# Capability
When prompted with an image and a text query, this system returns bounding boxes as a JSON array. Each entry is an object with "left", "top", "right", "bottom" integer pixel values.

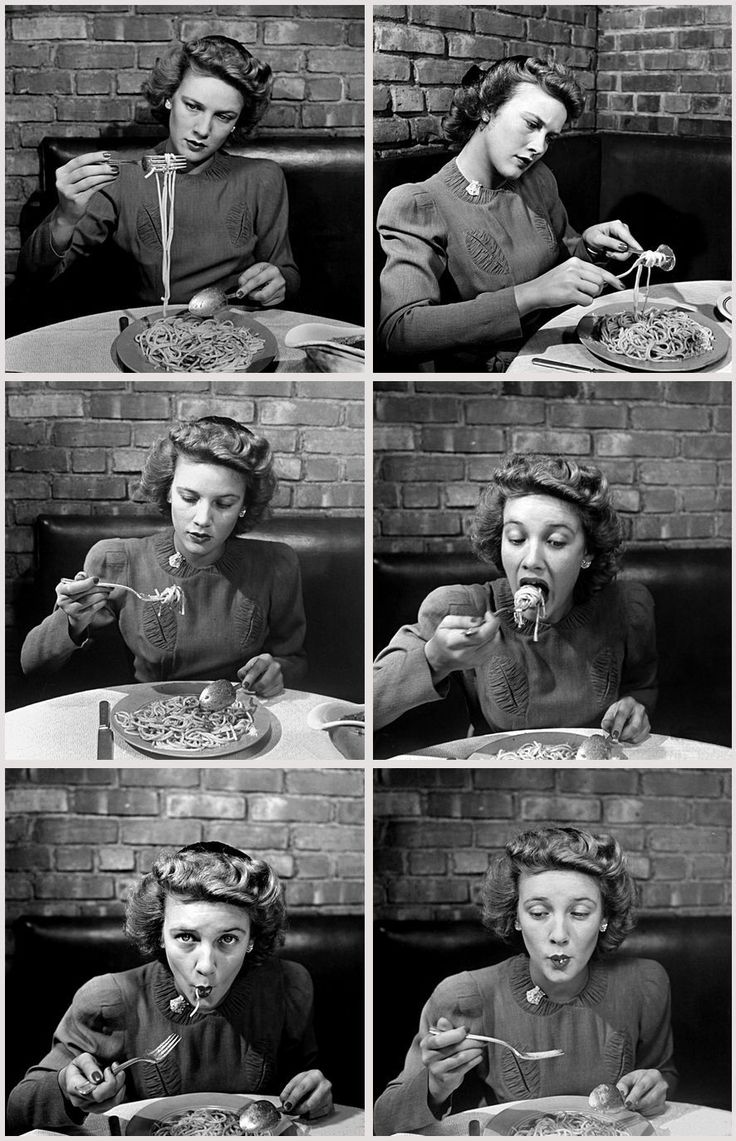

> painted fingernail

[
  {"left": 93, "top": 577, "right": 99, "bottom": 584},
  {"left": 234, "top": 289, "right": 245, "bottom": 299},
  {"left": 611, "top": 730, "right": 620, "bottom": 742},
  {"left": 91, "top": 1071, "right": 103, "bottom": 1084},
  {"left": 109, "top": 164, "right": 120, "bottom": 173},
  {"left": 283, "top": 1101, "right": 293, "bottom": 1112},
  {"left": 103, "top": 151, "right": 113, "bottom": 159}
]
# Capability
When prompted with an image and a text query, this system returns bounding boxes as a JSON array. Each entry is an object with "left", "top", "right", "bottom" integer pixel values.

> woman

[
  {"left": 7, "top": 842, "right": 332, "bottom": 1132},
  {"left": 18, "top": 35, "right": 298, "bottom": 309},
  {"left": 21, "top": 416, "right": 306, "bottom": 696},
  {"left": 374, "top": 454, "right": 656, "bottom": 742},
  {"left": 374, "top": 826, "right": 675, "bottom": 1134},
  {"left": 377, "top": 56, "right": 642, "bottom": 371}
]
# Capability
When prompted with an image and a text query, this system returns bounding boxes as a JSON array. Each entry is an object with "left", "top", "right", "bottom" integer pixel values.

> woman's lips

[
  {"left": 195, "top": 984, "right": 213, "bottom": 998},
  {"left": 548, "top": 955, "right": 571, "bottom": 969},
  {"left": 187, "top": 532, "right": 211, "bottom": 544}
]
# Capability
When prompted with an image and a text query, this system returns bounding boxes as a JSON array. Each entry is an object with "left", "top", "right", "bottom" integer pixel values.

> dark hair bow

[{"left": 461, "top": 63, "right": 489, "bottom": 88}]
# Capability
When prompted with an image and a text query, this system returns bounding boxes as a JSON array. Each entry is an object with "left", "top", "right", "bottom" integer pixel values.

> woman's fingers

[
  {"left": 280, "top": 1069, "right": 332, "bottom": 1117},
  {"left": 236, "top": 263, "right": 286, "bottom": 305},
  {"left": 238, "top": 654, "right": 284, "bottom": 696},
  {"left": 601, "top": 698, "right": 649, "bottom": 743}
]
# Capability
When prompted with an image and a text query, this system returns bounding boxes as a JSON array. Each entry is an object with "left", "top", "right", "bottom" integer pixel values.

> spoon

[
  {"left": 316, "top": 717, "right": 365, "bottom": 730},
  {"left": 283, "top": 322, "right": 365, "bottom": 351},
  {"left": 188, "top": 284, "right": 242, "bottom": 317},
  {"left": 198, "top": 679, "right": 256, "bottom": 712}
]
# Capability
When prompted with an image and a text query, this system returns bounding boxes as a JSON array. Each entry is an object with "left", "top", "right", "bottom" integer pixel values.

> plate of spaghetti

[
  {"left": 470, "top": 730, "right": 626, "bottom": 762},
  {"left": 113, "top": 307, "right": 278, "bottom": 373},
  {"left": 578, "top": 303, "right": 729, "bottom": 372},
  {"left": 111, "top": 682, "right": 275, "bottom": 758},
  {"left": 124, "top": 1092, "right": 296, "bottom": 1136},
  {"left": 484, "top": 1096, "right": 653, "bottom": 1136}
]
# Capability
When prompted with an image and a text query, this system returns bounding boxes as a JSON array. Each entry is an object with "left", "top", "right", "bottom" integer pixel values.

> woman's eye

[
  {"left": 529, "top": 911, "right": 547, "bottom": 920},
  {"left": 220, "top": 933, "right": 238, "bottom": 946},
  {"left": 547, "top": 538, "right": 566, "bottom": 548},
  {"left": 505, "top": 535, "right": 524, "bottom": 545},
  {"left": 572, "top": 912, "right": 591, "bottom": 920},
  {"left": 177, "top": 932, "right": 196, "bottom": 943}
]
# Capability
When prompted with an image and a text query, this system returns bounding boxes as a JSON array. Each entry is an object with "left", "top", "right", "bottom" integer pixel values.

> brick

[
  {"left": 549, "top": 404, "right": 627, "bottom": 428},
  {"left": 604, "top": 797, "right": 688, "bottom": 825},
  {"left": 8, "top": 394, "right": 84, "bottom": 418},
  {"left": 638, "top": 459, "right": 716, "bottom": 485},
  {"left": 55, "top": 846, "right": 94, "bottom": 871},
  {"left": 641, "top": 488, "right": 677, "bottom": 512},
  {"left": 9, "top": 447, "right": 70, "bottom": 472},
  {"left": 474, "top": 9, "right": 526, "bottom": 37},
  {"left": 408, "top": 850, "right": 448, "bottom": 875},
  {"left": 92, "top": 14, "right": 175, "bottom": 40},
  {"left": 426, "top": 791, "right": 514, "bottom": 818},
  {"left": 121, "top": 820, "right": 201, "bottom": 845},
  {"left": 11, "top": 15, "right": 87, "bottom": 39},
  {"left": 14, "top": 70, "right": 74, "bottom": 95},
  {"left": 386, "top": 821, "right": 473, "bottom": 848},
  {"left": 249, "top": 796, "right": 330, "bottom": 823},
  {"left": 36, "top": 874, "right": 114, "bottom": 899},
  {"left": 6, "top": 788, "right": 69, "bottom": 813},
  {"left": 512, "top": 431, "right": 591, "bottom": 454},
  {"left": 302, "top": 103, "right": 363, "bottom": 128},
  {"left": 558, "top": 770, "right": 639, "bottom": 794},
  {"left": 381, "top": 456, "right": 464, "bottom": 481},
  {"left": 291, "top": 824, "right": 363, "bottom": 850},
  {"left": 521, "top": 796, "right": 601, "bottom": 822},
  {"left": 34, "top": 819, "right": 118, "bottom": 844},
  {"left": 264, "top": 19, "right": 343, "bottom": 45},
  {"left": 375, "top": 23, "right": 444, "bottom": 54},
  {"left": 166, "top": 794, "right": 245, "bottom": 819},
  {"left": 421, "top": 427, "right": 505, "bottom": 453},
  {"left": 648, "top": 826, "right": 729, "bottom": 852},
  {"left": 452, "top": 850, "right": 491, "bottom": 875},
  {"left": 53, "top": 476, "right": 127, "bottom": 500},
  {"left": 373, "top": 54, "right": 411, "bottom": 83},
  {"left": 597, "top": 432, "right": 676, "bottom": 457},
  {"left": 475, "top": 769, "right": 555, "bottom": 791},
  {"left": 52, "top": 422, "right": 130, "bottom": 446},
  {"left": 691, "top": 801, "right": 731, "bottom": 826},
  {"left": 682, "top": 434, "right": 730, "bottom": 458},
  {"left": 5, "top": 844, "right": 52, "bottom": 870},
  {"left": 286, "top": 770, "right": 364, "bottom": 796},
  {"left": 388, "top": 878, "right": 468, "bottom": 904},
  {"left": 414, "top": 58, "right": 468, "bottom": 85},
  {"left": 98, "top": 846, "right": 137, "bottom": 871},
  {"left": 466, "top": 398, "right": 546, "bottom": 425},
  {"left": 306, "top": 49, "right": 363, "bottom": 73}
]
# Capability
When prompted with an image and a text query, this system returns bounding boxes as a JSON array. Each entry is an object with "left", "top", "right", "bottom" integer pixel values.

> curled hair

[
  {"left": 469, "top": 453, "right": 622, "bottom": 602},
  {"left": 125, "top": 846, "right": 286, "bottom": 968},
  {"left": 443, "top": 55, "right": 585, "bottom": 146},
  {"left": 481, "top": 827, "right": 638, "bottom": 955},
  {"left": 143, "top": 35, "right": 272, "bottom": 141},
  {"left": 139, "top": 416, "right": 277, "bottom": 534}
]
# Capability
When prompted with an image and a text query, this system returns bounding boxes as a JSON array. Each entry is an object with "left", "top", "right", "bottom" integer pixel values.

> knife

[
  {"left": 531, "top": 356, "right": 606, "bottom": 373},
  {"left": 97, "top": 700, "right": 114, "bottom": 759}
]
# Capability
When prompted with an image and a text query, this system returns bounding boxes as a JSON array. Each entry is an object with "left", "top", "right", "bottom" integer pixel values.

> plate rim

[
  {"left": 486, "top": 1094, "right": 654, "bottom": 1137},
  {"left": 113, "top": 306, "right": 278, "bottom": 373},
  {"left": 124, "top": 1091, "right": 292, "bottom": 1136},
  {"left": 111, "top": 681, "right": 273, "bottom": 759},
  {"left": 577, "top": 303, "right": 729, "bottom": 372}
]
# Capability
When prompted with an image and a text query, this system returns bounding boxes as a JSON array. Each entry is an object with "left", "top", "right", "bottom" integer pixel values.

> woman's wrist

[
  {"left": 514, "top": 279, "right": 541, "bottom": 316},
  {"left": 424, "top": 639, "right": 450, "bottom": 682},
  {"left": 49, "top": 208, "right": 77, "bottom": 256}
]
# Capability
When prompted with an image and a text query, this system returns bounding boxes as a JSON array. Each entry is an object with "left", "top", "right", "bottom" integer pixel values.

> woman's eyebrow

[
  {"left": 503, "top": 518, "right": 577, "bottom": 532},
  {"left": 523, "top": 895, "right": 597, "bottom": 905}
]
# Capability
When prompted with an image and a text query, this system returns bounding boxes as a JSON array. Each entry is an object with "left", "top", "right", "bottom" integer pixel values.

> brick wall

[
  {"left": 374, "top": 768, "right": 731, "bottom": 920},
  {"left": 373, "top": 381, "right": 731, "bottom": 554},
  {"left": 373, "top": 4, "right": 730, "bottom": 157},
  {"left": 374, "top": 4, "right": 597, "bottom": 155},
  {"left": 5, "top": 3, "right": 365, "bottom": 279},
  {"left": 6, "top": 767, "right": 365, "bottom": 933},
  {"left": 597, "top": 4, "right": 731, "bottom": 136},
  {"left": 5, "top": 378, "right": 365, "bottom": 655}
]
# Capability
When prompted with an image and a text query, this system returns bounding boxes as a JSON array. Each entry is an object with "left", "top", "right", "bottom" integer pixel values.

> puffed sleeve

[
  {"left": 619, "top": 582, "right": 658, "bottom": 714},
  {"left": 634, "top": 960, "right": 677, "bottom": 1093},
  {"left": 373, "top": 584, "right": 489, "bottom": 730},
  {"left": 262, "top": 542, "right": 307, "bottom": 687},
  {"left": 277, "top": 960, "right": 319, "bottom": 1082},
  {"left": 20, "top": 539, "right": 125, "bottom": 677},
  {"left": 377, "top": 183, "right": 523, "bottom": 357},
  {"left": 251, "top": 160, "right": 300, "bottom": 300},
  {"left": 373, "top": 972, "right": 488, "bottom": 1135},
  {"left": 6, "top": 974, "right": 126, "bottom": 1134}
]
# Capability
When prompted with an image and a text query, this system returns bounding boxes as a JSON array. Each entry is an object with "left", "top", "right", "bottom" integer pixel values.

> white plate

[
  {"left": 470, "top": 728, "right": 626, "bottom": 760},
  {"left": 306, "top": 699, "right": 365, "bottom": 731},
  {"left": 716, "top": 292, "right": 732, "bottom": 322},
  {"left": 124, "top": 1092, "right": 295, "bottom": 1136}
]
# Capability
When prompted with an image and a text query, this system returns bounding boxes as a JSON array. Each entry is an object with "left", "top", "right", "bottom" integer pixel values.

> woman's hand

[
  {"left": 582, "top": 220, "right": 643, "bottom": 263},
  {"left": 58, "top": 1053, "right": 126, "bottom": 1113},
  {"left": 237, "top": 653, "right": 284, "bottom": 697},
  {"left": 53, "top": 151, "right": 119, "bottom": 246},
  {"left": 55, "top": 573, "right": 114, "bottom": 642},
  {"left": 424, "top": 610, "right": 502, "bottom": 683},
  {"left": 601, "top": 697, "right": 650, "bottom": 744},
  {"left": 280, "top": 1069, "right": 333, "bottom": 1119},
  {"left": 420, "top": 1017, "right": 485, "bottom": 1112},
  {"left": 617, "top": 1069, "right": 668, "bottom": 1117},
  {"left": 516, "top": 257, "right": 625, "bottom": 314},
  {"left": 236, "top": 262, "right": 286, "bottom": 307}
]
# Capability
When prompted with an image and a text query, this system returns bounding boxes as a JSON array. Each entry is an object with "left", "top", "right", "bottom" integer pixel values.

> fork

[
  {"left": 96, "top": 580, "right": 172, "bottom": 603},
  {"left": 428, "top": 1027, "right": 564, "bottom": 1060},
  {"left": 98, "top": 154, "right": 188, "bottom": 175},
  {"left": 76, "top": 1033, "right": 181, "bottom": 1094}
]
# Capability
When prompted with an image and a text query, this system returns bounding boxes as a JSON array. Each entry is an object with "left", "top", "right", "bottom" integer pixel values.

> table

[
  {"left": 400, "top": 1099, "right": 732, "bottom": 1136},
  {"left": 506, "top": 280, "right": 732, "bottom": 375},
  {"left": 390, "top": 728, "right": 731, "bottom": 763},
  {"left": 4, "top": 686, "right": 359, "bottom": 761},
  {"left": 4, "top": 307, "right": 360, "bottom": 373},
  {"left": 23, "top": 1097, "right": 365, "bottom": 1137}
]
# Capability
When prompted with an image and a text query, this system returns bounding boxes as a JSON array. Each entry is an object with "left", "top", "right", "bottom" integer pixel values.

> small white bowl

[{"left": 306, "top": 700, "right": 365, "bottom": 731}]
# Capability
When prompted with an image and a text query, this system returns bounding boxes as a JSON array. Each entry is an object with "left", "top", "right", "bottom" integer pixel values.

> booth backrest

[
  {"left": 374, "top": 916, "right": 731, "bottom": 1110},
  {"left": 7, "top": 914, "right": 364, "bottom": 1107},
  {"left": 373, "top": 546, "right": 730, "bottom": 753},
  {"left": 24, "top": 513, "right": 363, "bottom": 703},
  {"left": 13, "top": 135, "right": 364, "bottom": 330}
]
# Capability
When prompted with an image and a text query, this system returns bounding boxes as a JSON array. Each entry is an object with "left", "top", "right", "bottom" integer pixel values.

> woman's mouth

[
  {"left": 194, "top": 984, "right": 213, "bottom": 999},
  {"left": 185, "top": 138, "right": 207, "bottom": 152},
  {"left": 518, "top": 577, "right": 549, "bottom": 600},
  {"left": 187, "top": 532, "right": 211, "bottom": 545},
  {"left": 548, "top": 955, "right": 571, "bottom": 969}
]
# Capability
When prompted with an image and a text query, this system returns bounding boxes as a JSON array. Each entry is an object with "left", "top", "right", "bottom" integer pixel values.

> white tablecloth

[
  {"left": 4, "top": 307, "right": 357, "bottom": 374},
  {"left": 4, "top": 686, "right": 358, "bottom": 761},
  {"left": 506, "top": 280, "right": 732, "bottom": 374},
  {"left": 391, "top": 729, "right": 731, "bottom": 763},
  {"left": 400, "top": 1100, "right": 732, "bottom": 1136}
]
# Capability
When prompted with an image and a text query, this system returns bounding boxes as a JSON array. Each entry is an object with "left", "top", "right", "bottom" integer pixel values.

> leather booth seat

[
  {"left": 7, "top": 913, "right": 364, "bottom": 1108},
  {"left": 14, "top": 512, "right": 363, "bottom": 706},
  {"left": 373, "top": 547, "right": 730, "bottom": 756},
  {"left": 373, "top": 133, "right": 730, "bottom": 369},
  {"left": 10, "top": 135, "right": 364, "bottom": 333},
  {"left": 374, "top": 916, "right": 731, "bottom": 1110}
]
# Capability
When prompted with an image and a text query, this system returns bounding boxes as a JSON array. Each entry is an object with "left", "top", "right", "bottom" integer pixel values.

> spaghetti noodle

[
  {"left": 135, "top": 315, "right": 266, "bottom": 372},
  {"left": 114, "top": 694, "right": 257, "bottom": 752},
  {"left": 513, "top": 584, "right": 546, "bottom": 642},
  {"left": 597, "top": 307, "right": 714, "bottom": 361},
  {"left": 144, "top": 155, "right": 180, "bottom": 317},
  {"left": 493, "top": 742, "right": 579, "bottom": 762},
  {"left": 151, "top": 1108, "right": 244, "bottom": 1136},
  {"left": 508, "top": 1111, "right": 628, "bottom": 1135}
]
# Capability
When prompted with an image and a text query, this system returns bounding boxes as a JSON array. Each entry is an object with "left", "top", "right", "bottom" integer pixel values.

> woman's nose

[
  {"left": 192, "top": 500, "right": 212, "bottom": 525},
  {"left": 549, "top": 919, "right": 569, "bottom": 944},
  {"left": 192, "top": 115, "right": 211, "bottom": 139},
  {"left": 522, "top": 540, "right": 544, "bottom": 569},
  {"left": 195, "top": 946, "right": 216, "bottom": 976}
]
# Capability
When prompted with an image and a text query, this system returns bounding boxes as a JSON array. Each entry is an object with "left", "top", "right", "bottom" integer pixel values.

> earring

[
  {"left": 165, "top": 99, "right": 171, "bottom": 109},
  {"left": 514, "top": 919, "right": 521, "bottom": 931},
  {"left": 238, "top": 509, "right": 246, "bottom": 518},
  {"left": 600, "top": 920, "right": 608, "bottom": 932},
  {"left": 581, "top": 557, "right": 592, "bottom": 569},
  {"left": 246, "top": 942, "right": 254, "bottom": 953}
]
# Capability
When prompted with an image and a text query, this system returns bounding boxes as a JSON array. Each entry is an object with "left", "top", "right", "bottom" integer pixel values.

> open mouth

[
  {"left": 195, "top": 984, "right": 213, "bottom": 998},
  {"left": 519, "top": 577, "right": 549, "bottom": 600},
  {"left": 549, "top": 955, "right": 570, "bottom": 967}
]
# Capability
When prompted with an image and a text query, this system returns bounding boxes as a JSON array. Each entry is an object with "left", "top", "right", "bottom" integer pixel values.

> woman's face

[
  {"left": 168, "top": 455, "right": 246, "bottom": 566},
  {"left": 481, "top": 84, "right": 567, "bottom": 180},
  {"left": 162, "top": 896, "right": 252, "bottom": 1012},
  {"left": 501, "top": 493, "right": 588, "bottom": 623},
  {"left": 168, "top": 69, "right": 244, "bottom": 164},
  {"left": 517, "top": 869, "right": 604, "bottom": 998}
]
